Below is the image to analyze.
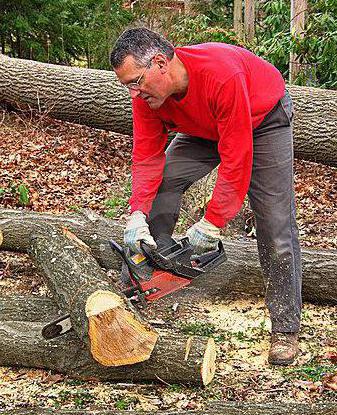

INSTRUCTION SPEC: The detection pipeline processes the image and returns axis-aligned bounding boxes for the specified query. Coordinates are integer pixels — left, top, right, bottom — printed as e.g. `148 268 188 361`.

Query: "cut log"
0 208 123 270
0 320 216 386
0 54 132 135
28 224 158 367
0 209 336 304
0 295 60 322
0 55 336 166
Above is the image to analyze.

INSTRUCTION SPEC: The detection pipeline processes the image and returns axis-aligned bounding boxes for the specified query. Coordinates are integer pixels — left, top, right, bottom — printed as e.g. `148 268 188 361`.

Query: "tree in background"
0 0 133 68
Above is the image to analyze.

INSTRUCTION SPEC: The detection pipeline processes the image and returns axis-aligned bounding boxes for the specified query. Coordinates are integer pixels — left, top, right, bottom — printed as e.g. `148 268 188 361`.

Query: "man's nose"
129 89 141 99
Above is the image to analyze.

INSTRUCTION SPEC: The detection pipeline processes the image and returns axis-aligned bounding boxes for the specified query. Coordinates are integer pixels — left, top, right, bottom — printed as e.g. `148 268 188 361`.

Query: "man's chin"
145 97 164 109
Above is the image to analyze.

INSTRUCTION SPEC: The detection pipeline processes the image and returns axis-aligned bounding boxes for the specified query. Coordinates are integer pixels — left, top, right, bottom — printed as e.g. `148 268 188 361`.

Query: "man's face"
114 54 171 110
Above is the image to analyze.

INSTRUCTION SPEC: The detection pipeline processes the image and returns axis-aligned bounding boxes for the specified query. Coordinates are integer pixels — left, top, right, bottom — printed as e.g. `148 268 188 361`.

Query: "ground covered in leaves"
0 111 336 411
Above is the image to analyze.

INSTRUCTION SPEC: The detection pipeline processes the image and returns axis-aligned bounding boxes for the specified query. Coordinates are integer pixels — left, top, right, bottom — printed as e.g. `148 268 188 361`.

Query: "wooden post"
233 0 243 39
289 0 307 83
244 0 255 43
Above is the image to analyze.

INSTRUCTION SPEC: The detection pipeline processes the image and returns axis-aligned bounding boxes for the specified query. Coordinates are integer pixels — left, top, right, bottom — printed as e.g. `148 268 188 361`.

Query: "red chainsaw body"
138 269 191 301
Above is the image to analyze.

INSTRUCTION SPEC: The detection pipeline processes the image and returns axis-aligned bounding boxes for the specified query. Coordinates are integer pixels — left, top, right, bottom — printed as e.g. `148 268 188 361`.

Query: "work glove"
186 217 221 254
124 210 157 254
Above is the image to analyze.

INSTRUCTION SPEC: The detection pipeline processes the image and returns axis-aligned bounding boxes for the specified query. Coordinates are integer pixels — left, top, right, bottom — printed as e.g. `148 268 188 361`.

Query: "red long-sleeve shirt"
130 43 285 227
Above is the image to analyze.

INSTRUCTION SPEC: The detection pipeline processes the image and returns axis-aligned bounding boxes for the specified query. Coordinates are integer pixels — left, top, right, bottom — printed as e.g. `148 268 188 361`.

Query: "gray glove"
186 217 220 254
124 210 157 254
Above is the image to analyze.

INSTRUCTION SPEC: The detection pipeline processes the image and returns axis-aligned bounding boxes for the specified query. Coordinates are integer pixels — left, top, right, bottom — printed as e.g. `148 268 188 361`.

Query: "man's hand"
186 217 221 254
124 210 157 254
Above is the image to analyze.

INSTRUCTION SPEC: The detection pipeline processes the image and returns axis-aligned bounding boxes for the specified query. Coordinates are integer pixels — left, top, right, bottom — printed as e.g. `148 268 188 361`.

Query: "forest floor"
0 111 336 412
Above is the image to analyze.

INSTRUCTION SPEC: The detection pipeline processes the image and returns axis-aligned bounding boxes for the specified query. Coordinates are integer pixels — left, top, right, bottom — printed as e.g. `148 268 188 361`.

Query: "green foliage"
17 183 30 206
104 180 131 218
115 397 138 410
56 388 95 408
283 363 337 382
179 321 216 337
168 14 241 47
255 0 337 89
0 0 133 68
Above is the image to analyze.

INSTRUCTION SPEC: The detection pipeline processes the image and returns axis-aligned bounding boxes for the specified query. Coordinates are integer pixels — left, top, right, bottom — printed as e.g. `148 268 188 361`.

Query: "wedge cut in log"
1 209 336 304
28 224 158 367
0 320 216 386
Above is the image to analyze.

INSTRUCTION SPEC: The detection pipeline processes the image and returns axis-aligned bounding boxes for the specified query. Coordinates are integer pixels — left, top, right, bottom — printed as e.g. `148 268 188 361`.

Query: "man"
110 27 302 365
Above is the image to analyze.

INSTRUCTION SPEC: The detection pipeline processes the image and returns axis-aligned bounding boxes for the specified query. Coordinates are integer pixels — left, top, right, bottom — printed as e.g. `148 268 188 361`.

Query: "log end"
86 290 158 367
201 337 216 386
0 230 3 247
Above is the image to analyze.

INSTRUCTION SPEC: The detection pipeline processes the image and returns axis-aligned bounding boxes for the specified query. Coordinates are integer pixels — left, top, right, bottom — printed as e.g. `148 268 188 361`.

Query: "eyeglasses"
124 58 153 91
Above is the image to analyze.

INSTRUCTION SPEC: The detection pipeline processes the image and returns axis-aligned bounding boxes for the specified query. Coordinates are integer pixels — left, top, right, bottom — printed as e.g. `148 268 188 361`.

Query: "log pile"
0 214 216 386
1 208 336 385
1 209 336 304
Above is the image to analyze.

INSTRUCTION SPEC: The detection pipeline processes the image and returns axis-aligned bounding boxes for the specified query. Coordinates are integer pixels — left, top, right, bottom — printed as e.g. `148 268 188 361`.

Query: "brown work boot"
268 332 299 366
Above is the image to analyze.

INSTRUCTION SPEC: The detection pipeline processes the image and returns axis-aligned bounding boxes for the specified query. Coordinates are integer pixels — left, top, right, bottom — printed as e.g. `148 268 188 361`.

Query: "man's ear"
153 53 168 74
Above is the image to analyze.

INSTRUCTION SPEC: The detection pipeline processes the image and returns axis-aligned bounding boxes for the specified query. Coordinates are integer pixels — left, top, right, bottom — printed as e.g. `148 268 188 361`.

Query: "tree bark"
0 295 60 322
0 54 132 134
28 224 158 367
0 208 123 270
0 209 336 304
0 320 216 386
0 55 336 166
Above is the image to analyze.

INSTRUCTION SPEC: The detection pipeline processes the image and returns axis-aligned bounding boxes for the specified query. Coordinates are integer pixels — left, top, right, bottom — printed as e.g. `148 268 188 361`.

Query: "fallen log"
0 209 336 304
0 208 123 270
0 55 336 166
1 402 337 415
0 320 216 386
27 224 158 367
0 295 60 321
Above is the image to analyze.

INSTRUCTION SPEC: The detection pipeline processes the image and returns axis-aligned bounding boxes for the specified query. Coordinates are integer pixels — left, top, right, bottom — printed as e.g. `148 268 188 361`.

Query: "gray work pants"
148 91 302 333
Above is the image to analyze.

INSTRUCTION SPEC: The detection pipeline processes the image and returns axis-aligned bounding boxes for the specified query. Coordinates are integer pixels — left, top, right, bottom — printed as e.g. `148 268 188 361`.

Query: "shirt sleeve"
129 97 168 215
204 73 253 228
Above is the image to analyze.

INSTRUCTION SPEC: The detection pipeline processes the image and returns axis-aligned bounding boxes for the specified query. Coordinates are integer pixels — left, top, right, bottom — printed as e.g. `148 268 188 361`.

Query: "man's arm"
204 72 253 228
130 98 168 215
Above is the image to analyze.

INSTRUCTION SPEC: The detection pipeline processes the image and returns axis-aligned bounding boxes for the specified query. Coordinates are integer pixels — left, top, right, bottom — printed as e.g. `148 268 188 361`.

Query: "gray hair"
110 27 175 69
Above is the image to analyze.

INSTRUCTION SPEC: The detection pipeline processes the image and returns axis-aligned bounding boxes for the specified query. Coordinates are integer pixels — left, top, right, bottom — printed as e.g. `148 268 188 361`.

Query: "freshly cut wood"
1 209 336 304
0 55 336 166
0 320 216 386
28 224 158 367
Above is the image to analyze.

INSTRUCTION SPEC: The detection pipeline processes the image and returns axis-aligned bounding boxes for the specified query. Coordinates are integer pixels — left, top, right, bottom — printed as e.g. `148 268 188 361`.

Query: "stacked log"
0 216 217 385
0 209 336 304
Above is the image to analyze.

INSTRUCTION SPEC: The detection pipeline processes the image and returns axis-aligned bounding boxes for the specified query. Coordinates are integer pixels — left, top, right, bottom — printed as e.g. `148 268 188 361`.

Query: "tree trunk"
0 54 132 135
28 224 158 367
0 209 336 304
233 0 243 39
0 208 123 270
289 0 307 83
244 0 255 42
0 295 60 322
0 55 336 166
0 319 216 386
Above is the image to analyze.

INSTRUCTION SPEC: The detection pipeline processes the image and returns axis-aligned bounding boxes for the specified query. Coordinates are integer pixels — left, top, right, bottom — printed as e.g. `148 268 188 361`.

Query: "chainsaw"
42 237 226 339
